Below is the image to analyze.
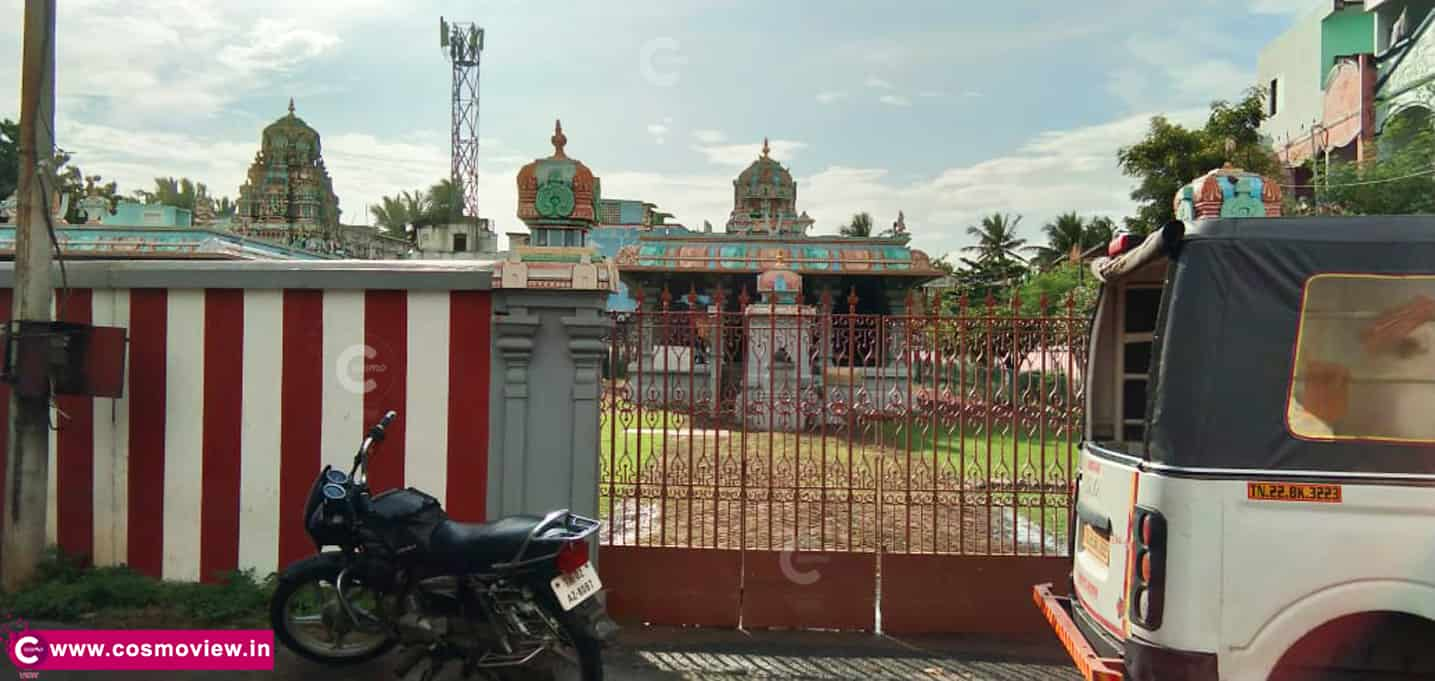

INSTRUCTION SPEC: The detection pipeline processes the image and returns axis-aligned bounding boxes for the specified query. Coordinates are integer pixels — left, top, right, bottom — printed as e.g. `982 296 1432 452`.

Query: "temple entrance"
595 293 1085 634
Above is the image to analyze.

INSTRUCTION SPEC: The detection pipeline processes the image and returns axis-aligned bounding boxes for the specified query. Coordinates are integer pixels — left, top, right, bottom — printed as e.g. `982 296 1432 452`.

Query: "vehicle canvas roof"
1106 216 1435 477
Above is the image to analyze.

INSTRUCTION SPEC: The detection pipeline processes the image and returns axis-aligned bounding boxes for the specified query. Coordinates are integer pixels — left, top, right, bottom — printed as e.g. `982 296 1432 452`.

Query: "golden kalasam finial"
552 119 568 158
761 137 770 158
288 97 295 115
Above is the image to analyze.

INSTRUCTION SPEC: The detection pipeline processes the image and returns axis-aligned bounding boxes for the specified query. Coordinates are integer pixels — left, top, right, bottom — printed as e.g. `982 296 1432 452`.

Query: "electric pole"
2 0 56 592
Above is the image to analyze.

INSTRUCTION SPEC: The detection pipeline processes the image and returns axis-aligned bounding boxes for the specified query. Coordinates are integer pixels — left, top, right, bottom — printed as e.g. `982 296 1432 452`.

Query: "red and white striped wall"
0 286 493 582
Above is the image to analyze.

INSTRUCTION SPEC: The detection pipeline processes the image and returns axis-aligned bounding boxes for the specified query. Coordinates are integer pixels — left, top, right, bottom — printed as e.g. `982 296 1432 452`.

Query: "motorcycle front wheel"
269 553 397 665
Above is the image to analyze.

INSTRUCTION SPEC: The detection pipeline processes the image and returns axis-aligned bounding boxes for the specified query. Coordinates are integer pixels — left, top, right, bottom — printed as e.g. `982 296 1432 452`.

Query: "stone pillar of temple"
487 120 619 549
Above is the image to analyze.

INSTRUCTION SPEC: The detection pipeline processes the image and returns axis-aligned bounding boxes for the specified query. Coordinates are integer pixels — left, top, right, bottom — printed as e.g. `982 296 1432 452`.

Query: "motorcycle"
269 410 618 680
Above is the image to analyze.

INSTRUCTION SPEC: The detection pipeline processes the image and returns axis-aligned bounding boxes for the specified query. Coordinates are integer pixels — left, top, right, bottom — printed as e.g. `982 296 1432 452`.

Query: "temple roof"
516 120 601 228
615 233 943 278
735 138 794 197
261 98 322 153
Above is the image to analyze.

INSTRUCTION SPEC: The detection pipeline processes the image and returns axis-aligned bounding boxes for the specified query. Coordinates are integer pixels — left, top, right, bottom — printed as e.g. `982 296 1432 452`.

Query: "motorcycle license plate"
551 562 601 611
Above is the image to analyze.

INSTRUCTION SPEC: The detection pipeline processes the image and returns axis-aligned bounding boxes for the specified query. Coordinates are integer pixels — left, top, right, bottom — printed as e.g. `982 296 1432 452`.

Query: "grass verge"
0 549 275 629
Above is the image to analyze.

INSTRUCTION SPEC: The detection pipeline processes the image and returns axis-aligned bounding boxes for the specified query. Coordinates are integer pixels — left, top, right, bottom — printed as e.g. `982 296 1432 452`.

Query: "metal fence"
599 289 1086 558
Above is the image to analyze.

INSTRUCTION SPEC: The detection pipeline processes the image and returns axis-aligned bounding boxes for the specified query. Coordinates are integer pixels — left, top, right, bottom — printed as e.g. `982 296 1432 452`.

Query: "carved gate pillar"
489 255 616 532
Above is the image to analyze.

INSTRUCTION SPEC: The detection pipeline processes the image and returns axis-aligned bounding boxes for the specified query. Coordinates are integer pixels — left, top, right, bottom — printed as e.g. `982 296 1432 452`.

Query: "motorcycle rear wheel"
270 553 397 665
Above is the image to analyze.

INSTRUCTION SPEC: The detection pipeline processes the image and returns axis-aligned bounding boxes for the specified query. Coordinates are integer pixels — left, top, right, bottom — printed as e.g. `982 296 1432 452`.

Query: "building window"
1287 274 1435 442
453 232 468 253
1269 78 1279 116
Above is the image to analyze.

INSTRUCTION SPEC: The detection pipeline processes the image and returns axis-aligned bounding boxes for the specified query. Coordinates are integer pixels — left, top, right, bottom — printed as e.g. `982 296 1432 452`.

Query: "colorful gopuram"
614 139 943 314
234 99 343 244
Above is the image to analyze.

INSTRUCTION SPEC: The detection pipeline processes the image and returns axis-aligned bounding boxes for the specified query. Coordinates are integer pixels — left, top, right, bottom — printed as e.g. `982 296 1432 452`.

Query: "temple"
492 120 618 291
614 138 944 315
234 99 343 245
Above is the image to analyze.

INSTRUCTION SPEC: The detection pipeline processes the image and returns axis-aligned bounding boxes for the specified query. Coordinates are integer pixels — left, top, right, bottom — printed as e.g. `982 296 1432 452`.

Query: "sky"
0 0 1324 258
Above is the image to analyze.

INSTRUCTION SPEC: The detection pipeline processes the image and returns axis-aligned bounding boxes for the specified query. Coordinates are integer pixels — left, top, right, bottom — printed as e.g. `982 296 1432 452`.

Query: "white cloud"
15 0 394 124
55 103 1209 259
647 123 670 145
692 139 807 166
693 129 727 144
963 91 985 98
816 91 849 104
879 94 912 107
864 76 894 89
1114 32 1254 111
53 117 523 242
918 91 944 98
216 19 339 76
592 109 1210 261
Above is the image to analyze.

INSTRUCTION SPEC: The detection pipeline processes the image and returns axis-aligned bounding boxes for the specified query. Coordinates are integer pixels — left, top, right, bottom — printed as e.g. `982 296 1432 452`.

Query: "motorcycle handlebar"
351 411 399 483
368 410 398 441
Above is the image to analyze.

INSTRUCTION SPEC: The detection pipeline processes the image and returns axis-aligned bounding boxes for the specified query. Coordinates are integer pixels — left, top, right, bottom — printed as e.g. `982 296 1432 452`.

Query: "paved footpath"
3 625 1080 680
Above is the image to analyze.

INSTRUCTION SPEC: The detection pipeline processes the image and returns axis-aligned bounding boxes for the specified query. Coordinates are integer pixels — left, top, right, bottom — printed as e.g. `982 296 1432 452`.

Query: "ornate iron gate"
597 289 1085 633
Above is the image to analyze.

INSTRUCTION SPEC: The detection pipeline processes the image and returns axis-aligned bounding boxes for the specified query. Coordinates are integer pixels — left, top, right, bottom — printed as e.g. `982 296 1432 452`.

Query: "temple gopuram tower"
235 99 341 242
726 138 814 235
494 120 617 291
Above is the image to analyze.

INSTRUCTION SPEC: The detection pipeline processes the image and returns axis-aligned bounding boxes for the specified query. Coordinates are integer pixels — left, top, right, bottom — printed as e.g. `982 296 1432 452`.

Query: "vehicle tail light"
1108 232 1144 257
1128 506 1166 630
555 539 589 575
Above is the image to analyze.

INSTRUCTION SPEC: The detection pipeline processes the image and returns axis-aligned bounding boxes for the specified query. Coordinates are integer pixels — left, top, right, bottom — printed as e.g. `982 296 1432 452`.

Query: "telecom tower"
440 18 485 224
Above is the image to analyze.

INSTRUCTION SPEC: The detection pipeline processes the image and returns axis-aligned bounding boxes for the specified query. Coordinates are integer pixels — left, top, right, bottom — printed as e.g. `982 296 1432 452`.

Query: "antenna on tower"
440 17 485 227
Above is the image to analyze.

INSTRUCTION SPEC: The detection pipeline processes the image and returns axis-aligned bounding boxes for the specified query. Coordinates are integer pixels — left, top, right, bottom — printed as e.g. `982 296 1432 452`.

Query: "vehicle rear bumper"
1033 583 1126 681
1034 583 1219 681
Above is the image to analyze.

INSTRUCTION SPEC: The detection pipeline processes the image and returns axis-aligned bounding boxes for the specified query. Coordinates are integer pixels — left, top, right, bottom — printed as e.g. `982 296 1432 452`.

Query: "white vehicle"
1036 218 1435 681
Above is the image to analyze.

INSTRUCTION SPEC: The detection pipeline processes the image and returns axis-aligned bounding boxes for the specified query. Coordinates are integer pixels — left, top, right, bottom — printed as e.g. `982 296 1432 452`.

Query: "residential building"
1259 1 1377 181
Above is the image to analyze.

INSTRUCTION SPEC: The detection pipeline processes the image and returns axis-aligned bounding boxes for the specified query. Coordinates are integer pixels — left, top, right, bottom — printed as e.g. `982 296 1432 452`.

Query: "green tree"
1316 109 1435 215
1087 216 1116 245
1118 87 1280 233
840 211 873 237
419 178 463 226
370 194 415 235
1016 262 1100 317
1025 212 1087 269
1025 213 1120 270
0 118 17 201
962 212 1027 265
132 177 232 215
949 257 1027 303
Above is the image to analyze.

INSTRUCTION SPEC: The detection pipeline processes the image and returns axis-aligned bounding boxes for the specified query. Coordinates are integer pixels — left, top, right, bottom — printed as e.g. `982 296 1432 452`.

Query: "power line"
1277 166 1435 189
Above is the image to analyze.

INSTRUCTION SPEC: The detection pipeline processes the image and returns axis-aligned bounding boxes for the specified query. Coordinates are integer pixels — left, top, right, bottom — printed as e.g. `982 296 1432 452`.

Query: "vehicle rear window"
1288 274 1435 443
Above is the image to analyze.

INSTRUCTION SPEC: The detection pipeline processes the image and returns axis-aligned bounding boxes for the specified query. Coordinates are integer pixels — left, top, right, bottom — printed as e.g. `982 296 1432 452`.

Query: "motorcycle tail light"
556 539 589 574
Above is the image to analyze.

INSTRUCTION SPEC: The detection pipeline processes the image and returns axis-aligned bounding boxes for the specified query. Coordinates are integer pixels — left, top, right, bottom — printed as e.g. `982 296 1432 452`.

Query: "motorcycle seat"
427 515 548 574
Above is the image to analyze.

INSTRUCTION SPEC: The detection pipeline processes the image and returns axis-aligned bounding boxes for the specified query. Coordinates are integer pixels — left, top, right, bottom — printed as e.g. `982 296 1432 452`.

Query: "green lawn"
598 410 1077 480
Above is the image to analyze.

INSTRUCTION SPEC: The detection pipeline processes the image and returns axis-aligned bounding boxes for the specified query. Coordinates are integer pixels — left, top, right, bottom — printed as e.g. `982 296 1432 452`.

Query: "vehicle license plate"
551 562 602 611
1247 482 1342 503
1082 524 1110 565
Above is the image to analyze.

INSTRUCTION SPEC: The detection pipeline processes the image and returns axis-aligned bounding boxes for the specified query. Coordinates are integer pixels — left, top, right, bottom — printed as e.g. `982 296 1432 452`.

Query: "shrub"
0 549 274 627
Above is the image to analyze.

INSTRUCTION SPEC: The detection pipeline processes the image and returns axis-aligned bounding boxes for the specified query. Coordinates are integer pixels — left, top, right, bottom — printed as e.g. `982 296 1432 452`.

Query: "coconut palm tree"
961 212 1028 265
369 195 412 235
841 211 874 237
1025 212 1087 269
1086 215 1116 246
